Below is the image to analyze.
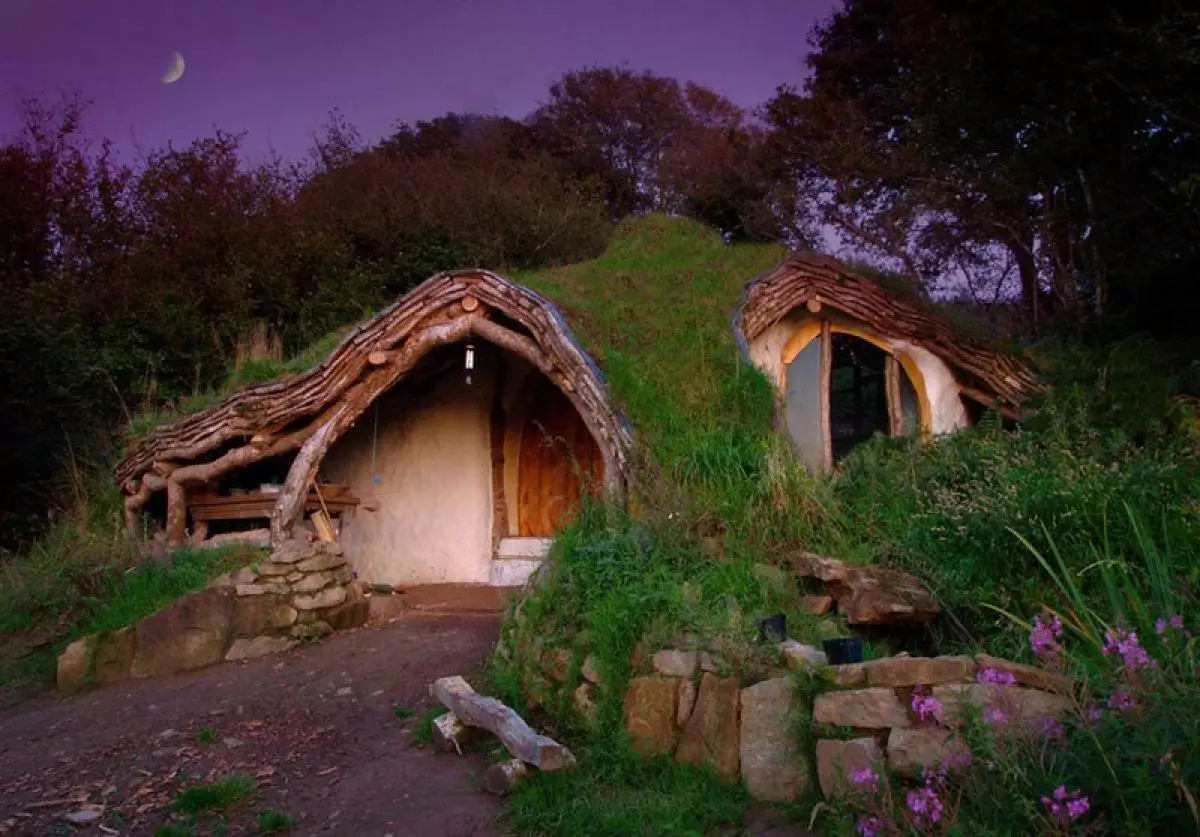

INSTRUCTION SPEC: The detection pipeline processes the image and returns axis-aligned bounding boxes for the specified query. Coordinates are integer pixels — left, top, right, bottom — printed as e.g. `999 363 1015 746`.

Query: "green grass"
255 808 293 834
196 727 218 743
393 705 416 720
169 773 256 815
411 707 444 745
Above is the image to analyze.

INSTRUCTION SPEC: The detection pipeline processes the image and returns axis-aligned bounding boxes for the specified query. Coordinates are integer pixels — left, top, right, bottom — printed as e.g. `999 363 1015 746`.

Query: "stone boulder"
741 677 808 802
864 655 976 687
887 727 968 777
817 738 883 797
57 636 97 695
130 587 234 679
931 683 1071 731
788 552 940 627
676 673 740 780
813 688 911 729
93 628 136 684
975 654 1073 694
652 649 698 678
225 635 298 661
232 596 297 637
624 676 680 755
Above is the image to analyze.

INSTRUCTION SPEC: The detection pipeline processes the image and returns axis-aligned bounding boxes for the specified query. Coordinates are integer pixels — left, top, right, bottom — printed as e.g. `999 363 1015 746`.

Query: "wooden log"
165 480 188 545
483 759 532 796
367 351 392 366
433 676 575 771
312 509 336 543
432 712 473 754
806 297 822 313
190 520 209 544
461 295 480 312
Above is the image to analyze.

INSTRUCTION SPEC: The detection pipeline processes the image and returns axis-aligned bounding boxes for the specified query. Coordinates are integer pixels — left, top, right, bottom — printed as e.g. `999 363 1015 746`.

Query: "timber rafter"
733 253 1044 410
116 270 633 544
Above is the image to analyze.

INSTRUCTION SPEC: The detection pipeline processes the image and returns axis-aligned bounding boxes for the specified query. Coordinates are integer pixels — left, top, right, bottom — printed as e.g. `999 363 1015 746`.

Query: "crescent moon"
161 51 186 84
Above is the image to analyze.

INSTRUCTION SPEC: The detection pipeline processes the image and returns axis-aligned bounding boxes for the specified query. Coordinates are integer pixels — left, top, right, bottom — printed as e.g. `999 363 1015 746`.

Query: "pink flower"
1156 617 1168 635
1039 715 1064 740
856 815 885 837
1170 615 1184 630
1030 615 1064 664
1107 689 1137 712
977 667 1017 686
945 750 973 770
911 692 942 722
984 706 1008 726
1102 627 1153 671
1042 786 1090 824
849 767 879 787
906 787 944 825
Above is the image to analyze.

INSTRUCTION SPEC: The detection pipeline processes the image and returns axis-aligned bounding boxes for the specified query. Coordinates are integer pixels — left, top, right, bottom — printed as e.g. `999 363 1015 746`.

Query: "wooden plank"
312 509 336 542
819 320 833 472
434 676 575 771
885 354 904 436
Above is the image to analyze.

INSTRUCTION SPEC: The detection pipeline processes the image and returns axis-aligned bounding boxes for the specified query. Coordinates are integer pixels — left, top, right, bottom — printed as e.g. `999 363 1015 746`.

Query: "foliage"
169 773 256 815
823 523 1200 836
255 808 294 834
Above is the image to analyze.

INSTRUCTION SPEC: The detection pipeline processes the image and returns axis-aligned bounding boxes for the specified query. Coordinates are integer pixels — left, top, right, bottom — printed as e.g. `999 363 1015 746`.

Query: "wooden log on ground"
433 676 575 771
432 712 473 754
483 759 532 796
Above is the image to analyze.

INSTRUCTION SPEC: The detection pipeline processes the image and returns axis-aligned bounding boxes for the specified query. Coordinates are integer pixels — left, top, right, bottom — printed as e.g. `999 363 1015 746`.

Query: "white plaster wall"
746 311 971 436
321 365 495 586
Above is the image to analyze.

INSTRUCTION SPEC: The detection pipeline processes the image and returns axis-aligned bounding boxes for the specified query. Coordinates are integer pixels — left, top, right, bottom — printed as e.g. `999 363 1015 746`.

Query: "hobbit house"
733 254 1042 471
116 269 632 588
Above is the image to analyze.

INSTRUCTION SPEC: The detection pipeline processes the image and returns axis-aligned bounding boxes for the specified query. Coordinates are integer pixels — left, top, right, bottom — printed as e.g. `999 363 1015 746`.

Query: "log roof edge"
115 269 633 490
732 252 1044 408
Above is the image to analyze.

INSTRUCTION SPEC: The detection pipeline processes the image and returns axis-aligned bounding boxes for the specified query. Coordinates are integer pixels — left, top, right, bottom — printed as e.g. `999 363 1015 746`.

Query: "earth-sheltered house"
115 270 633 588
734 253 1042 472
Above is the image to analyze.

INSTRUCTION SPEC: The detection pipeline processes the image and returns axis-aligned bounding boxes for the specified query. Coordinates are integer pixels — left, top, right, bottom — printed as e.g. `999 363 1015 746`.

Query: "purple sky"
0 0 832 164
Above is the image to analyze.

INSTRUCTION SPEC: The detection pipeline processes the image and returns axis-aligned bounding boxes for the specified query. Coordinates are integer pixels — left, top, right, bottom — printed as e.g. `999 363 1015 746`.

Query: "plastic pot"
822 636 864 664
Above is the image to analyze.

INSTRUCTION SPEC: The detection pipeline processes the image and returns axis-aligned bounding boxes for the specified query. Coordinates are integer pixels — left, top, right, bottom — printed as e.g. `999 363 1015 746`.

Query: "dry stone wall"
56 538 368 694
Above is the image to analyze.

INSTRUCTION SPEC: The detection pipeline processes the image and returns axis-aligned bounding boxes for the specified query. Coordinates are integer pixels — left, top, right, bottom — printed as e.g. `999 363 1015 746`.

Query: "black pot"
757 613 787 643
823 636 864 664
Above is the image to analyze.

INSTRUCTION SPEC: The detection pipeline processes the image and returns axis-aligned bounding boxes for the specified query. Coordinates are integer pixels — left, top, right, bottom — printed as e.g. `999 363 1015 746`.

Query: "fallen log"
484 759 532 796
433 676 575 770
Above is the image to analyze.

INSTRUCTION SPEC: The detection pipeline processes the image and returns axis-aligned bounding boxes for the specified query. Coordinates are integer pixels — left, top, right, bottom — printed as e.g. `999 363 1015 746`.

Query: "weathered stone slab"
290 620 333 639
676 673 740 780
296 552 347 573
232 566 259 585
93 627 135 685
434 675 575 770
225 636 297 661
975 654 1073 694
653 649 698 678
829 663 868 687
788 552 940 627
887 727 967 776
813 688 911 729
293 586 347 611
865 655 977 687
57 636 97 695
236 582 289 597
323 596 368 631
130 588 233 679
232 597 297 636
780 639 827 669
292 571 333 594
799 594 834 616
624 675 680 755
677 677 697 726
931 684 1071 730
255 561 292 578
817 738 883 797
269 538 318 565
741 677 808 802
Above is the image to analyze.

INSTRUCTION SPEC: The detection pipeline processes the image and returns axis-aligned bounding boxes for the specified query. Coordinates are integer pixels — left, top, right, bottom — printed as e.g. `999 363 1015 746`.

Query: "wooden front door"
517 379 604 536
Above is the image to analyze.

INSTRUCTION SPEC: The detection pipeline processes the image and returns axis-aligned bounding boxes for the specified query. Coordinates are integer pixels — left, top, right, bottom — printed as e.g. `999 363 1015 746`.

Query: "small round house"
733 254 1041 471
116 270 632 587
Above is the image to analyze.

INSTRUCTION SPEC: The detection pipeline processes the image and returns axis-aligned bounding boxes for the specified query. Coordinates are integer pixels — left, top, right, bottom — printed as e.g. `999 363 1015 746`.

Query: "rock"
865 655 977 687
93 627 135 684
130 588 233 679
60 805 105 825
292 571 334 594
293 586 347 611
780 639 827 669
653 649 698 678
270 537 318 565
799 594 835 616
543 649 573 682
323 597 369 631
225 636 298 661
286 572 304 582
829 663 868 687
432 713 473 752
57 635 97 695
697 650 726 674
370 582 395 594
296 552 347 573
573 682 596 719
817 738 883 797
255 561 292 578
886 727 968 777
623 675 680 756
788 552 940 627
813 688 911 729
975 654 1073 694
332 565 354 585
741 677 808 802
315 540 345 556
483 759 532 796
931 684 1070 731
677 677 697 726
290 620 333 639
581 654 600 684
676 673 740 780
236 582 289 596
232 566 259 585
232 597 298 636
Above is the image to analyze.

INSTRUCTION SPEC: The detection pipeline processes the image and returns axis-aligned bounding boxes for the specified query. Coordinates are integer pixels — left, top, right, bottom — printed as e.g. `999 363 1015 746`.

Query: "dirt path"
0 606 506 836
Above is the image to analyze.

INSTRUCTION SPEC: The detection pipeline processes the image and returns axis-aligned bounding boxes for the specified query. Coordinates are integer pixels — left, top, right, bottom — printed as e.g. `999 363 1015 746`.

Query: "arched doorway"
783 322 926 471
517 377 605 536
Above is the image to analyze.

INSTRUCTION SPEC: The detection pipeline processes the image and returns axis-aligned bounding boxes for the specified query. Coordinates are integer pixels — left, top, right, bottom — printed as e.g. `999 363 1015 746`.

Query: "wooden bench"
187 483 359 539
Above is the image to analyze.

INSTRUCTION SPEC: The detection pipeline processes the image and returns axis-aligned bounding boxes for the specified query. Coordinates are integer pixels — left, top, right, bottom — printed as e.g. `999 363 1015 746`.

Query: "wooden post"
819 320 833 472
165 479 188 546
885 355 904 436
